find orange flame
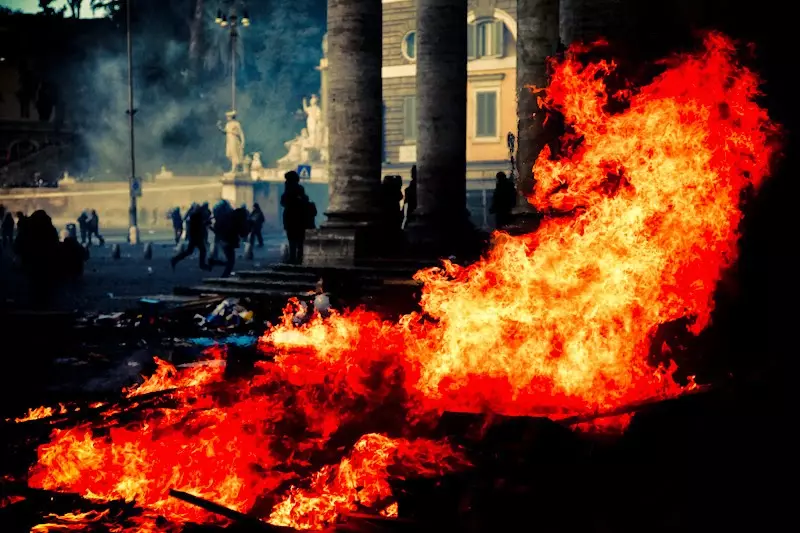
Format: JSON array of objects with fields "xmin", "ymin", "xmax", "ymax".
[{"xmin": 25, "ymin": 34, "xmax": 777, "ymax": 532}]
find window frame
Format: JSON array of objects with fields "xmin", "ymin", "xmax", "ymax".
[
  {"xmin": 401, "ymin": 30, "xmax": 417, "ymax": 62},
  {"xmin": 468, "ymin": 18, "xmax": 505, "ymax": 60}
]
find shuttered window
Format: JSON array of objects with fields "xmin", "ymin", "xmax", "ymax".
[
  {"xmin": 475, "ymin": 90, "xmax": 498, "ymax": 138},
  {"xmin": 469, "ymin": 19, "xmax": 505, "ymax": 59},
  {"xmin": 403, "ymin": 96, "xmax": 417, "ymax": 141}
]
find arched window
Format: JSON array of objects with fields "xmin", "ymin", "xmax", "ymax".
[
  {"xmin": 402, "ymin": 31, "xmax": 416, "ymax": 61},
  {"xmin": 468, "ymin": 18, "xmax": 505, "ymax": 59}
]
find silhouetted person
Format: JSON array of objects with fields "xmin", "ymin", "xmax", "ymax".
[
  {"xmin": 1, "ymin": 211, "xmax": 14, "ymax": 250},
  {"xmin": 171, "ymin": 204, "xmax": 210, "ymax": 271},
  {"xmin": 77, "ymin": 210, "xmax": 89, "ymax": 244},
  {"xmin": 86, "ymin": 210, "xmax": 105, "ymax": 246},
  {"xmin": 170, "ymin": 207, "xmax": 183, "ymax": 244},
  {"xmin": 281, "ymin": 170, "xmax": 308, "ymax": 264},
  {"xmin": 210, "ymin": 205, "xmax": 249, "ymax": 277},
  {"xmin": 490, "ymin": 171, "xmax": 516, "ymax": 229},
  {"xmin": 14, "ymin": 209, "xmax": 59, "ymax": 302},
  {"xmin": 249, "ymin": 203, "xmax": 265, "ymax": 247},
  {"xmin": 403, "ymin": 166, "xmax": 418, "ymax": 228},
  {"xmin": 381, "ymin": 175, "xmax": 403, "ymax": 232}
]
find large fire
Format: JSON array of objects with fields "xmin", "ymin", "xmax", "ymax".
[{"xmin": 16, "ymin": 34, "xmax": 776, "ymax": 531}]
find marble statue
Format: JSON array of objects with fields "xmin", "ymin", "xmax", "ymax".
[
  {"xmin": 277, "ymin": 129, "xmax": 311, "ymax": 167},
  {"xmin": 250, "ymin": 152, "xmax": 264, "ymax": 180},
  {"xmin": 302, "ymin": 94, "xmax": 322, "ymax": 149},
  {"xmin": 217, "ymin": 110, "xmax": 245, "ymax": 173},
  {"xmin": 156, "ymin": 165, "xmax": 174, "ymax": 180}
]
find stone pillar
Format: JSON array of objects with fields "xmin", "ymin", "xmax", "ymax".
[
  {"xmin": 319, "ymin": 33, "xmax": 329, "ymax": 125},
  {"xmin": 407, "ymin": 0, "xmax": 471, "ymax": 255},
  {"xmin": 509, "ymin": 0, "xmax": 560, "ymax": 233},
  {"xmin": 303, "ymin": 0, "xmax": 383, "ymax": 265},
  {"xmin": 560, "ymin": 0, "xmax": 626, "ymax": 45}
]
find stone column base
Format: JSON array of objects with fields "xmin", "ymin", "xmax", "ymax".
[
  {"xmin": 405, "ymin": 212, "xmax": 487, "ymax": 261},
  {"xmin": 303, "ymin": 225, "xmax": 380, "ymax": 266},
  {"xmin": 506, "ymin": 208, "xmax": 543, "ymax": 236}
]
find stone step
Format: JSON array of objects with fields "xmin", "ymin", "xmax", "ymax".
[
  {"xmin": 235, "ymin": 269, "xmax": 320, "ymax": 281},
  {"xmin": 270, "ymin": 262, "xmax": 425, "ymax": 278},
  {"xmin": 200, "ymin": 277, "xmax": 322, "ymax": 292},
  {"xmin": 174, "ymin": 284, "xmax": 308, "ymax": 300}
]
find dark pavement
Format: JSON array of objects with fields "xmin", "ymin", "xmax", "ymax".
[{"xmin": 0, "ymin": 232, "xmax": 285, "ymax": 314}]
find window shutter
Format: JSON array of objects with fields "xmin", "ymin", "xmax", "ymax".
[
  {"xmin": 476, "ymin": 93, "xmax": 486, "ymax": 137},
  {"xmin": 487, "ymin": 91, "xmax": 498, "ymax": 137},
  {"xmin": 493, "ymin": 20, "xmax": 505, "ymax": 58},
  {"xmin": 404, "ymin": 96, "xmax": 417, "ymax": 141},
  {"xmin": 467, "ymin": 23, "xmax": 477, "ymax": 60}
]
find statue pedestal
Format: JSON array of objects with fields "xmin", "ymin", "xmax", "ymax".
[{"xmin": 220, "ymin": 172, "xmax": 255, "ymax": 207}]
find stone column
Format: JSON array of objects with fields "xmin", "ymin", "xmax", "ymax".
[
  {"xmin": 560, "ymin": 0, "xmax": 626, "ymax": 45},
  {"xmin": 304, "ymin": 0, "xmax": 383, "ymax": 265},
  {"xmin": 509, "ymin": 0, "xmax": 560, "ymax": 234},
  {"xmin": 407, "ymin": 0, "xmax": 471, "ymax": 255},
  {"xmin": 319, "ymin": 33, "xmax": 329, "ymax": 125}
]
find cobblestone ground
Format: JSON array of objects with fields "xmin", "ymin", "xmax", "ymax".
[{"xmin": 0, "ymin": 230, "xmax": 285, "ymax": 314}]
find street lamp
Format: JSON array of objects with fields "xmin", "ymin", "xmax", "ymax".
[
  {"xmin": 126, "ymin": 0, "xmax": 140, "ymax": 245},
  {"xmin": 215, "ymin": 2, "xmax": 250, "ymax": 112}
]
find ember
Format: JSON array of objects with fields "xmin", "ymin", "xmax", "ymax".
[{"xmin": 13, "ymin": 34, "xmax": 777, "ymax": 531}]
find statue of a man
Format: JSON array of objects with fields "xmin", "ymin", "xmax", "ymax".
[
  {"xmin": 302, "ymin": 95, "xmax": 322, "ymax": 149},
  {"xmin": 217, "ymin": 110, "xmax": 245, "ymax": 173}
]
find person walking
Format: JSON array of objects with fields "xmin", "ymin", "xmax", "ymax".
[
  {"xmin": 170, "ymin": 207, "xmax": 183, "ymax": 245},
  {"xmin": 171, "ymin": 204, "xmax": 211, "ymax": 271},
  {"xmin": 248, "ymin": 203, "xmax": 265, "ymax": 247},
  {"xmin": 86, "ymin": 209, "xmax": 105, "ymax": 246}
]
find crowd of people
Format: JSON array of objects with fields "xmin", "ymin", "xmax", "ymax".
[
  {"xmin": 0, "ymin": 204, "xmax": 87, "ymax": 303},
  {"xmin": 169, "ymin": 199, "xmax": 269, "ymax": 277}
]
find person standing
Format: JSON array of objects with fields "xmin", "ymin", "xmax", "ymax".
[
  {"xmin": 249, "ymin": 203, "xmax": 265, "ymax": 247},
  {"xmin": 490, "ymin": 172, "xmax": 517, "ymax": 230},
  {"xmin": 403, "ymin": 165, "xmax": 418, "ymax": 229},
  {"xmin": 281, "ymin": 171, "xmax": 309, "ymax": 264},
  {"xmin": 171, "ymin": 204, "xmax": 210, "ymax": 271},
  {"xmin": 77, "ymin": 210, "xmax": 89, "ymax": 245}
]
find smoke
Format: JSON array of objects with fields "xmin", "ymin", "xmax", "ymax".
[{"xmin": 61, "ymin": 0, "xmax": 324, "ymax": 178}]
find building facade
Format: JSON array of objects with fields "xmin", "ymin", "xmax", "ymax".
[{"xmin": 381, "ymin": 0, "xmax": 517, "ymax": 176}]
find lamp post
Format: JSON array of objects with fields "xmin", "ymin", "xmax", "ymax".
[
  {"xmin": 215, "ymin": 2, "xmax": 250, "ymax": 112},
  {"xmin": 126, "ymin": 0, "xmax": 139, "ymax": 245}
]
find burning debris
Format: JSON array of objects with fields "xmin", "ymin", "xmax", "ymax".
[{"xmin": 2, "ymin": 34, "xmax": 778, "ymax": 531}]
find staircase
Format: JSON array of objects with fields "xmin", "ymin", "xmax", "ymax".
[{"xmin": 173, "ymin": 259, "xmax": 438, "ymax": 312}]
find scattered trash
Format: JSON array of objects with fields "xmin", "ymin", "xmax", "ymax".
[
  {"xmin": 196, "ymin": 298, "xmax": 254, "ymax": 329},
  {"xmin": 187, "ymin": 335, "xmax": 258, "ymax": 348},
  {"xmin": 147, "ymin": 267, "xmax": 154, "ymax": 275}
]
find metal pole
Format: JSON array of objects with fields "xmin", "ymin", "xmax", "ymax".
[
  {"xmin": 126, "ymin": 0, "xmax": 139, "ymax": 244},
  {"xmin": 231, "ymin": 26, "xmax": 236, "ymax": 111}
]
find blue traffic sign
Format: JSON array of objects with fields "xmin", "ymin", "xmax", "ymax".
[
  {"xmin": 297, "ymin": 165, "xmax": 312, "ymax": 179},
  {"xmin": 130, "ymin": 177, "xmax": 142, "ymax": 197}
]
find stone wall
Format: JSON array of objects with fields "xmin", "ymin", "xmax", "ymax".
[{"xmin": 0, "ymin": 177, "xmax": 223, "ymax": 228}]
